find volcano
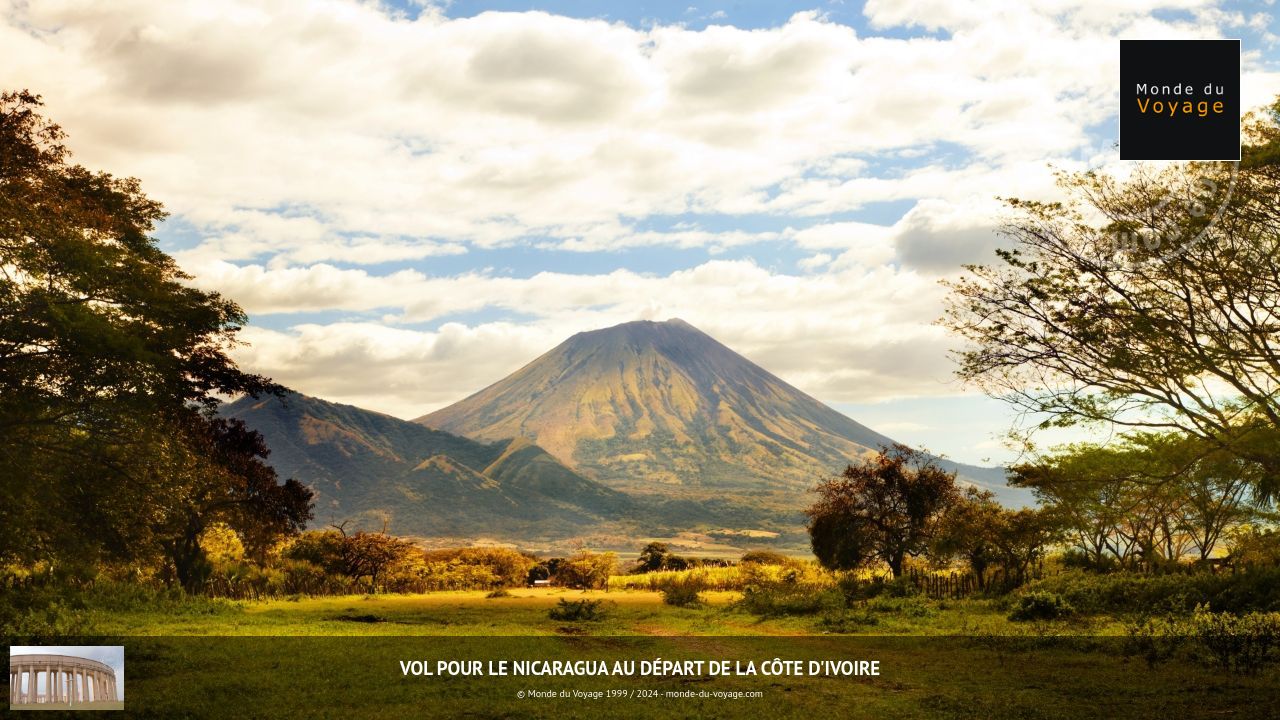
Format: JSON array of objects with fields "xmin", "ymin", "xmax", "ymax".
[{"xmin": 416, "ymin": 319, "xmax": 1021, "ymax": 508}]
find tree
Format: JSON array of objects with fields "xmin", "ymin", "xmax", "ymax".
[
  {"xmin": 635, "ymin": 542, "xmax": 674, "ymax": 573},
  {"xmin": 1011, "ymin": 433, "xmax": 1263, "ymax": 569},
  {"xmin": 1012, "ymin": 442, "xmax": 1156, "ymax": 569},
  {"xmin": 158, "ymin": 416, "xmax": 313, "ymax": 589},
  {"xmin": 282, "ymin": 527, "xmax": 417, "ymax": 590},
  {"xmin": 340, "ymin": 530, "xmax": 411, "ymax": 590},
  {"xmin": 942, "ymin": 99, "xmax": 1280, "ymax": 499},
  {"xmin": 990, "ymin": 508, "xmax": 1054, "ymax": 586},
  {"xmin": 932, "ymin": 487, "xmax": 1004, "ymax": 589},
  {"xmin": 806, "ymin": 445, "xmax": 959, "ymax": 577},
  {"xmin": 557, "ymin": 551, "xmax": 617, "ymax": 589},
  {"xmin": 0, "ymin": 90, "xmax": 312, "ymax": 574},
  {"xmin": 933, "ymin": 487, "xmax": 1054, "ymax": 588},
  {"xmin": 1128, "ymin": 432, "xmax": 1261, "ymax": 562}
]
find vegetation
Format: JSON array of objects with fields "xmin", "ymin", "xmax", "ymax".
[
  {"xmin": 806, "ymin": 445, "xmax": 959, "ymax": 577},
  {"xmin": 8, "ymin": 85, "xmax": 1280, "ymax": 720},
  {"xmin": 1011, "ymin": 434, "xmax": 1268, "ymax": 570},
  {"xmin": 657, "ymin": 572, "xmax": 708, "ymax": 606},
  {"xmin": 933, "ymin": 487, "xmax": 1053, "ymax": 590},
  {"xmin": 942, "ymin": 100, "xmax": 1280, "ymax": 490},
  {"xmin": 630, "ymin": 541, "xmax": 733, "ymax": 573},
  {"xmin": 1008, "ymin": 591, "xmax": 1074, "ymax": 621},
  {"xmin": 0, "ymin": 91, "xmax": 312, "ymax": 590},
  {"xmin": 547, "ymin": 598, "xmax": 609, "ymax": 622}
]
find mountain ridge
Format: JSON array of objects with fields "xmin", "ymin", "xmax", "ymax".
[{"xmin": 222, "ymin": 392, "xmax": 634, "ymax": 539}]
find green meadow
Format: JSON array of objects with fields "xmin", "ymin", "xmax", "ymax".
[
  {"xmin": 18, "ymin": 588, "xmax": 1272, "ymax": 719},
  {"xmin": 85, "ymin": 587, "xmax": 1114, "ymax": 637}
]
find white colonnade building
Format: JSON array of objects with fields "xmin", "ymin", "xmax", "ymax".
[{"xmin": 9, "ymin": 654, "xmax": 118, "ymax": 705}]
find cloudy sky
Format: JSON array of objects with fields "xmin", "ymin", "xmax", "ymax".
[
  {"xmin": 10, "ymin": 646, "xmax": 125, "ymax": 700},
  {"xmin": 4, "ymin": 0, "xmax": 1280, "ymax": 464}
]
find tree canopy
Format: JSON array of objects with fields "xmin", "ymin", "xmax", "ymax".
[
  {"xmin": 0, "ymin": 90, "xmax": 312, "ymax": 583},
  {"xmin": 1010, "ymin": 433, "xmax": 1265, "ymax": 568},
  {"xmin": 942, "ymin": 99, "xmax": 1280, "ymax": 498},
  {"xmin": 806, "ymin": 445, "xmax": 959, "ymax": 577}
]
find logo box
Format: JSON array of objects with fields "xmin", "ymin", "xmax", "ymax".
[{"xmin": 1120, "ymin": 39, "xmax": 1240, "ymax": 161}]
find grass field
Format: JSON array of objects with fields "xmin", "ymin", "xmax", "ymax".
[
  {"xmin": 81, "ymin": 587, "xmax": 1124, "ymax": 637},
  {"xmin": 9, "ymin": 588, "xmax": 1277, "ymax": 718}
]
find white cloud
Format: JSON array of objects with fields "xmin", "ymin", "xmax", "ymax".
[
  {"xmin": 5, "ymin": 1, "xmax": 1271, "ymax": 260},
  {"xmin": 214, "ymin": 257, "xmax": 952, "ymax": 417},
  {"xmin": 5, "ymin": 0, "xmax": 1278, "ymax": 423},
  {"xmin": 797, "ymin": 252, "xmax": 833, "ymax": 271}
]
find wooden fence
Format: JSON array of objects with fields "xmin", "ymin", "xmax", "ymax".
[{"xmin": 903, "ymin": 566, "xmax": 1041, "ymax": 599}]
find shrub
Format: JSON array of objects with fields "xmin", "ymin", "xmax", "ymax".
[
  {"xmin": 740, "ymin": 550, "xmax": 793, "ymax": 566},
  {"xmin": 818, "ymin": 608, "xmax": 879, "ymax": 632},
  {"xmin": 485, "ymin": 588, "xmax": 512, "ymax": 599},
  {"xmin": 1123, "ymin": 614, "xmax": 1187, "ymax": 668},
  {"xmin": 548, "ymin": 598, "xmax": 608, "ymax": 622},
  {"xmin": 882, "ymin": 575, "xmax": 922, "ymax": 598},
  {"xmin": 867, "ymin": 595, "xmax": 934, "ymax": 618},
  {"xmin": 1020, "ymin": 568, "xmax": 1280, "ymax": 615},
  {"xmin": 609, "ymin": 565, "xmax": 744, "ymax": 592},
  {"xmin": 424, "ymin": 548, "xmax": 538, "ymax": 588},
  {"xmin": 738, "ymin": 584, "xmax": 843, "ymax": 616},
  {"xmin": 1124, "ymin": 607, "xmax": 1280, "ymax": 675},
  {"xmin": 1189, "ymin": 605, "xmax": 1280, "ymax": 675},
  {"xmin": 1009, "ymin": 591, "xmax": 1074, "ymax": 621},
  {"xmin": 0, "ymin": 595, "xmax": 89, "ymax": 638},
  {"xmin": 735, "ymin": 559, "xmax": 844, "ymax": 616},
  {"xmin": 658, "ymin": 573, "xmax": 708, "ymax": 607}
]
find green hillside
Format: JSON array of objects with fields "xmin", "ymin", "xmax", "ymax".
[{"xmin": 222, "ymin": 393, "xmax": 634, "ymax": 540}]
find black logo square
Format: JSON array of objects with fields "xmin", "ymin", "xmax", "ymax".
[{"xmin": 1120, "ymin": 39, "xmax": 1240, "ymax": 161}]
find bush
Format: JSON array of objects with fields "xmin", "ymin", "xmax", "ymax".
[
  {"xmin": 735, "ymin": 560, "xmax": 845, "ymax": 616},
  {"xmin": 658, "ymin": 573, "xmax": 708, "ymax": 607},
  {"xmin": 485, "ymin": 588, "xmax": 511, "ymax": 599},
  {"xmin": 882, "ymin": 575, "xmax": 922, "ymax": 598},
  {"xmin": 548, "ymin": 598, "xmax": 608, "ymax": 622},
  {"xmin": 1123, "ymin": 614, "xmax": 1187, "ymax": 668},
  {"xmin": 1009, "ymin": 591, "xmax": 1074, "ymax": 621},
  {"xmin": 738, "ymin": 584, "xmax": 843, "ymax": 616},
  {"xmin": 867, "ymin": 595, "xmax": 934, "ymax": 618},
  {"xmin": 1123, "ymin": 606, "xmax": 1280, "ymax": 675},
  {"xmin": 740, "ymin": 550, "xmax": 793, "ymax": 566},
  {"xmin": 610, "ymin": 565, "xmax": 744, "ymax": 592},
  {"xmin": 1189, "ymin": 605, "xmax": 1280, "ymax": 674},
  {"xmin": 818, "ymin": 608, "xmax": 879, "ymax": 632},
  {"xmin": 1020, "ymin": 568, "xmax": 1280, "ymax": 615},
  {"xmin": 422, "ymin": 547, "xmax": 538, "ymax": 588}
]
